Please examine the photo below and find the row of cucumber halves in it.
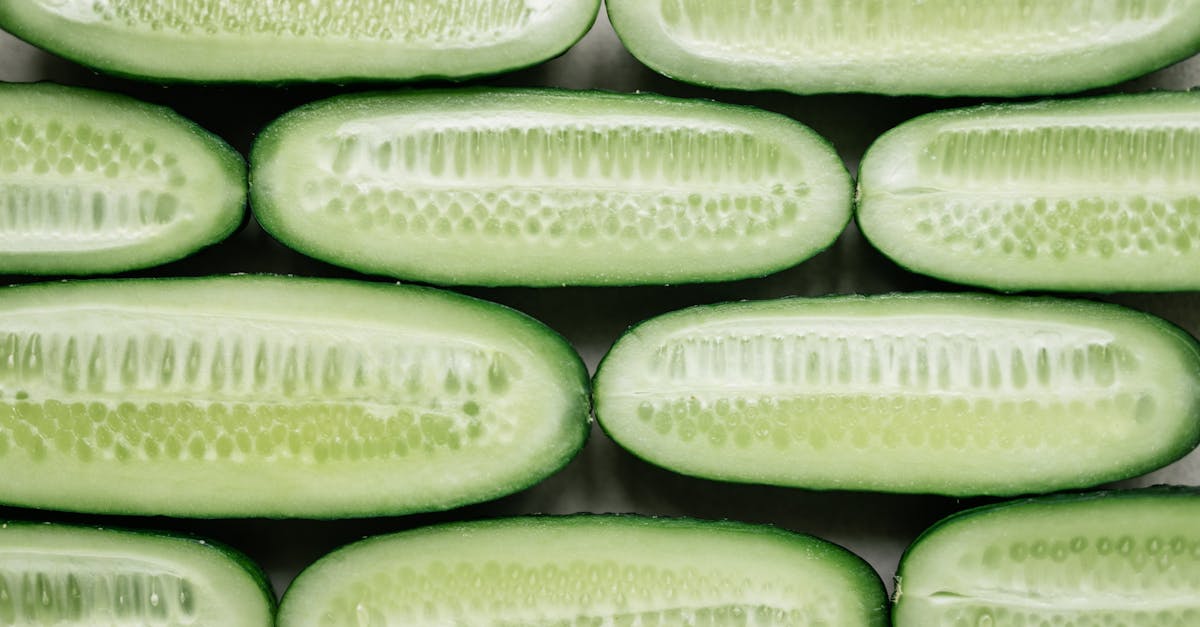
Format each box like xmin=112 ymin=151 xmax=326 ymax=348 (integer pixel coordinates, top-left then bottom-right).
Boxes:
xmin=7 ymin=488 xmax=1200 ymax=626
xmin=5 ymin=81 xmax=1200 ymax=292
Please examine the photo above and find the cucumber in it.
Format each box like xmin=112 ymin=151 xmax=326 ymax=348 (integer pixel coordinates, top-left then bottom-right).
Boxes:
xmin=606 ymin=0 xmax=1200 ymax=96
xmin=0 ymin=0 xmax=600 ymax=83
xmin=858 ymin=92 xmax=1200 ymax=292
xmin=0 ymin=275 xmax=589 ymax=517
xmin=277 ymin=515 xmax=888 ymax=626
xmin=250 ymin=88 xmax=851 ymax=286
xmin=0 ymin=82 xmax=244 ymax=275
xmin=593 ymin=293 xmax=1200 ymax=496
xmin=894 ymin=488 xmax=1200 ymax=626
xmin=0 ymin=520 xmax=272 ymax=626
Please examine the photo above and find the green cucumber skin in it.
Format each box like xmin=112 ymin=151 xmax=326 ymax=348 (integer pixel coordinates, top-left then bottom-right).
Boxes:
xmin=0 ymin=1 xmax=600 ymax=84
xmin=0 ymin=275 xmax=590 ymax=518
xmin=278 ymin=515 xmax=889 ymax=627
xmin=0 ymin=82 xmax=245 ymax=275
xmin=593 ymin=293 xmax=1200 ymax=497
xmin=250 ymin=88 xmax=852 ymax=287
xmin=857 ymin=92 xmax=1200 ymax=293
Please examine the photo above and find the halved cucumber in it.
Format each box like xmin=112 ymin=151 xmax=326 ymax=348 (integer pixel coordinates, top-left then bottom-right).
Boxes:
xmin=0 ymin=276 xmax=589 ymax=517
xmin=607 ymin=0 xmax=1200 ymax=96
xmin=858 ymin=92 xmax=1200 ymax=292
xmin=593 ymin=293 xmax=1200 ymax=496
xmin=0 ymin=0 xmax=599 ymax=83
xmin=250 ymin=88 xmax=851 ymax=286
xmin=278 ymin=515 xmax=888 ymax=626
xmin=895 ymin=488 xmax=1200 ymax=626
xmin=0 ymin=521 xmax=272 ymax=626
xmin=0 ymin=82 xmax=244 ymax=275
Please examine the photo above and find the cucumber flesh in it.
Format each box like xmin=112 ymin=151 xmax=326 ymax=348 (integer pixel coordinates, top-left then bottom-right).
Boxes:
xmin=278 ymin=515 xmax=888 ymax=626
xmin=0 ymin=276 xmax=589 ymax=518
xmin=0 ymin=82 xmax=244 ymax=275
xmin=895 ymin=489 xmax=1200 ymax=626
xmin=593 ymin=293 xmax=1200 ymax=496
xmin=0 ymin=0 xmax=600 ymax=82
xmin=607 ymin=0 xmax=1200 ymax=96
xmin=251 ymin=89 xmax=851 ymax=286
xmin=858 ymin=93 xmax=1200 ymax=292
xmin=0 ymin=521 xmax=272 ymax=626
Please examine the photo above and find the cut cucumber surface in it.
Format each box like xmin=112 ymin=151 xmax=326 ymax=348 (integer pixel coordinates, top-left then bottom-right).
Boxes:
xmin=0 ymin=276 xmax=590 ymax=517
xmin=278 ymin=515 xmax=888 ymax=626
xmin=858 ymin=92 xmax=1200 ymax=292
xmin=250 ymin=88 xmax=851 ymax=286
xmin=895 ymin=488 xmax=1200 ymax=626
xmin=607 ymin=0 xmax=1200 ymax=97
xmin=0 ymin=82 xmax=244 ymax=275
xmin=0 ymin=0 xmax=600 ymax=82
xmin=0 ymin=521 xmax=273 ymax=626
xmin=593 ymin=294 xmax=1200 ymax=496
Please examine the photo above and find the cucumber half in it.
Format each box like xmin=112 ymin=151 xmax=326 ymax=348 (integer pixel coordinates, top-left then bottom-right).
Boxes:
xmin=0 ymin=0 xmax=600 ymax=83
xmin=607 ymin=0 xmax=1200 ymax=97
xmin=0 ymin=521 xmax=272 ymax=626
xmin=278 ymin=515 xmax=888 ymax=626
xmin=895 ymin=488 xmax=1200 ymax=626
xmin=858 ymin=92 xmax=1200 ymax=292
xmin=0 ymin=276 xmax=589 ymax=518
xmin=593 ymin=293 xmax=1200 ymax=496
xmin=0 ymin=82 xmax=244 ymax=275
xmin=250 ymin=88 xmax=851 ymax=286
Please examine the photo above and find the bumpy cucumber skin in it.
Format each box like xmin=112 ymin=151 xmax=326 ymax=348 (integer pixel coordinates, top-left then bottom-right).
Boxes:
xmin=0 ymin=82 xmax=245 ymax=275
xmin=250 ymin=87 xmax=852 ymax=287
xmin=0 ymin=0 xmax=600 ymax=84
xmin=593 ymin=293 xmax=1200 ymax=497
xmin=857 ymin=92 xmax=1200 ymax=292
xmin=278 ymin=515 xmax=889 ymax=627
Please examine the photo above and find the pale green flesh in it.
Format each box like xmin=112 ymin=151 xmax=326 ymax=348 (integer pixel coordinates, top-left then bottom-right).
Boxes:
xmin=896 ymin=491 xmax=1200 ymax=626
xmin=858 ymin=93 xmax=1200 ymax=292
xmin=251 ymin=89 xmax=851 ymax=286
xmin=0 ymin=277 xmax=588 ymax=517
xmin=593 ymin=295 xmax=1200 ymax=496
xmin=607 ymin=0 xmax=1200 ymax=96
xmin=278 ymin=517 xmax=887 ymax=627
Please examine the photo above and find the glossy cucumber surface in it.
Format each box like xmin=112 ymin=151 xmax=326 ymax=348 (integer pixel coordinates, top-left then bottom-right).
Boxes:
xmin=278 ymin=515 xmax=888 ymax=626
xmin=0 ymin=82 xmax=244 ymax=275
xmin=0 ymin=276 xmax=590 ymax=518
xmin=250 ymin=89 xmax=851 ymax=286
xmin=858 ymin=92 xmax=1200 ymax=292
xmin=607 ymin=0 xmax=1200 ymax=96
xmin=593 ymin=294 xmax=1200 ymax=496
xmin=0 ymin=0 xmax=600 ymax=83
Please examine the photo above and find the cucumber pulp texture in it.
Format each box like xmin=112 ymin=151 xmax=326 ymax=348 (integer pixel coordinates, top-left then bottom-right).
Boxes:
xmin=593 ymin=294 xmax=1200 ymax=496
xmin=858 ymin=92 xmax=1200 ymax=292
xmin=0 ymin=82 xmax=244 ymax=274
xmin=0 ymin=276 xmax=589 ymax=517
xmin=607 ymin=0 xmax=1200 ymax=96
xmin=279 ymin=516 xmax=888 ymax=626
xmin=251 ymin=89 xmax=851 ymax=286
xmin=0 ymin=0 xmax=600 ymax=82
xmin=895 ymin=489 xmax=1200 ymax=626
xmin=0 ymin=521 xmax=272 ymax=626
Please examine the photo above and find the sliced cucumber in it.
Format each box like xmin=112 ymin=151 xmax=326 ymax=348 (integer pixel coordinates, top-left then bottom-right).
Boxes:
xmin=0 ymin=276 xmax=589 ymax=517
xmin=607 ymin=0 xmax=1200 ymax=96
xmin=593 ymin=293 xmax=1200 ymax=496
xmin=0 ymin=0 xmax=599 ymax=82
xmin=250 ymin=88 xmax=851 ymax=286
xmin=0 ymin=82 xmax=244 ymax=275
xmin=0 ymin=521 xmax=273 ymax=626
xmin=858 ymin=92 xmax=1200 ymax=292
xmin=278 ymin=515 xmax=888 ymax=626
xmin=895 ymin=488 xmax=1200 ymax=626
